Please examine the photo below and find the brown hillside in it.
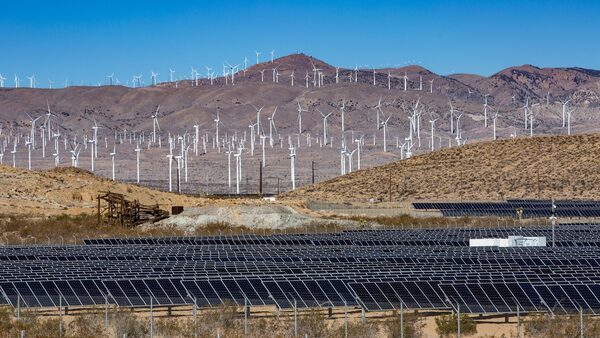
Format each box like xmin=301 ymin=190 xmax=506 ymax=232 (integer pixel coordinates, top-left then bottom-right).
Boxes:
xmin=0 ymin=166 xmax=207 ymax=216
xmin=284 ymin=134 xmax=600 ymax=202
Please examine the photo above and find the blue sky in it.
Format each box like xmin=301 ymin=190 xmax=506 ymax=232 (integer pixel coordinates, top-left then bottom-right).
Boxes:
xmin=1 ymin=0 xmax=598 ymax=87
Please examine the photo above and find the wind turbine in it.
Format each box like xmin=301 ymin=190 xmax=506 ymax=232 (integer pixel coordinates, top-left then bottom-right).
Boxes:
xmin=340 ymin=99 xmax=347 ymax=132
xmin=289 ymin=145 xmax=296 ymax=190
xmin=317 ymin=108 xmax=333 ymax=146
xmin=429 ymin=118 xmax=438 ymax=151
xmin=169 ymin=68 xmax=175 ymax=82
xmin=483 ymin=94 xmax=490 ymax=128
xmin=268 ymin=107 xmax=278 ymax=148
xmin=151 ymin=105 xmax=161 ymax=143
xmin=27 ymin=75 xmax=36 ymax=88
xmin=26 ymin=113 xmax=42 ymax=149
xmin=135 ymin=142 xmax=142 ymax=184
xmin=403 ymin=72 xmax=408 ymax=91
xmin=375 ymin=96 xmax=383 ymax=130
xmin=559 ymin=98 xmax=571 ymax=128
xmin=381 ymin=114 xmax=391 ymax=152
xmin=151 ymin=72 xmax=159 ymax=86
xmin=270 ymin=50 xmax=275 ymax=63
xmin=296 ymin=101 xmax=307 ymax=134
xmin=110 ymin=145 xmax=116 ymax=180
xmin=566 ymin=108 xmax=576 ymax=135
xmin=491 ymin=110 xmax=500 ymax=140
xmin=255 ymin=50 xmax=261 ymax=64
xmin=429 ymin=79 xmax=434 ymax=93
xmin=252 ymin=105 xmax=264 ymax=136
xmin=107 ymin=73 xmax=114 ymax=86
xmin=0 ymin=74 xmax=6 ymax=87
xmin=14 ymin=74 xmax=19 ymax=88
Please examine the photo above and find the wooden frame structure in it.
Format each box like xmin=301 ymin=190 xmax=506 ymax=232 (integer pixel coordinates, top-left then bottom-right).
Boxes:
xmin=96 ymin=191 xmax=169 ymax=226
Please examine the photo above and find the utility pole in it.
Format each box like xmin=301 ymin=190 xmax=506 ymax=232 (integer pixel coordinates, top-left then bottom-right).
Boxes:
xmin=311 ymin=161 xmax=315 ymax=184
xmin=259 ymin=161 xmax=263 ymax=195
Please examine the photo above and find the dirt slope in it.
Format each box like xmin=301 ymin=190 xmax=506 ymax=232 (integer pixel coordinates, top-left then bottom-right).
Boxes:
xmin=284 ymin=134 xmax=600 ymax=202
xmin=0 ymin=166 xmax=207 ymax=216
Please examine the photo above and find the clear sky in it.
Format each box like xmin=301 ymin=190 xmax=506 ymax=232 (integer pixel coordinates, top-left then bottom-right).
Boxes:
xmin=1 ymin=0 xmax=598 ymax=87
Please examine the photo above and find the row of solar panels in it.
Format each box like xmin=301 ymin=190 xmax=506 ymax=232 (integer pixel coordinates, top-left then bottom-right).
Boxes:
xmin=413 ymin=201 xmax=600 ymax=218
xmin=82 ymin=225 xmax=600 ymax=246
xmin=2 ymin=278 xmax=599 ymax=315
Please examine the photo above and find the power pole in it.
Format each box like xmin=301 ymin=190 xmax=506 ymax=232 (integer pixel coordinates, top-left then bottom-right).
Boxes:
xmin=311 ymin=160 xmax=315 ymax=184
xmin=259 ymin=161 xmax=263 ymax=195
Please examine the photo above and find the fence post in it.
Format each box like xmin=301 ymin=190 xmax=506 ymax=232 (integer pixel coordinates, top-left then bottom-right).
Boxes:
xmin=294 ymin=299 xmax=298 ymax=337
xmin=59 ymin=295 xmax=63 ymax=338
xmin=344 ymin=300 xmax=348 ymax=338
xmin=150 ymin=296 xmax=154 ymax=338
xmin=400 ymin=301 xmax=404 ymax=338
xmin=244 ymin=297 xmax=248 ymax=336
xmin=104 ymin=295 xmax=109 ymax=336
xmin=516 ymin=305 xmax=520 ymax=338
xmin=457 ymin=302 xmax=460 ymax=338
xmin=580 ymin=306 xmax=584 ymax=338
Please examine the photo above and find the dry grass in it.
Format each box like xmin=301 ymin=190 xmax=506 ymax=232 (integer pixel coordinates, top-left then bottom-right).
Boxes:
xmin=285 ymin=134 xmax=600 ymax=202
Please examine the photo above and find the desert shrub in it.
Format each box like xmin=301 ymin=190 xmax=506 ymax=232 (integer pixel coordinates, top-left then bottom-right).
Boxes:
xmin=384 ymin=312 xmax=426 ymax=338
xmin=524 ymin=314 xmax=600 ymax=338
xmin=435 ymin=313 xmax=477 ymax=337
xmin=67 ymin=313 xmax=105 ymax=338
xmin=111 ymin=309 xmax=149 ymax=338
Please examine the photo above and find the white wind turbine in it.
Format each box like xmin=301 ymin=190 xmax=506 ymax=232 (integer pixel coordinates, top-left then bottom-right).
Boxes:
xmin=135 ymin=142 xmax=142 ymax=184
xmin=27 ymin=75 xmax=36 ymax=88
xmin=110 ymin=145 xmax=116 ymax=180
xmin=559 ymin=98 xmax=571 ymax=128
xmin=491 ymin=109 xmax=500 ymax=140
xmin=0 ymin=74 xmax=6 ymax=87
xmin=14 ymin=74 xmax=20 ymax=88
xmin=317 ymin=108 xmax=333 ymax=146
xmin=86 ymin=136 xmax=96 ymax=172
xmin=255 ymin=50 xmax=261 ymax=64
xmin=151 ymin=105 xmax=161 ymax=143
xmin=252 ymin=105 xmax=264 ymax=136
xmin=483 ymin=94 xmax=490 ymax=128
xmin=381 ymin=114 xmax=391 ymax=152
xmin=107 ymin=73 xmax=114 ymax=86
xmin=169 ymin=68 xmax=175 ymax=82
xmin=403 ymin=72 xmax=408 ymax=91
xmin=374 ymin=96 xmax=383 ymax=130
xmin=268 ymin=107 xmax=278 ymax=148
xmin=26 ymin=113 xmax=42 ymax=149
xmin=289 ymin=145 xmax=296 ymax=190
xmin=429 ymin=118 xmax=438 ymax=151
xmin=354 ymin=136 xmax=363 ymax=170
xmin=270 ymin=50 xmax=275 ymax=63
xmin=151 ymin=72 xmax=159 ymax=86
xmin=340 ymin=99 xmax=347 ymax=132
xmin=296 ymin=101 xmax=307 ymax=134
xmin=226 ymin=147 xmax=233 ymax=190
xmin=429 ymin=78 xmax=434 ymax=93
xmin=11 ymin=138 xmax=17 ymax=168
xmin=25 ymin=140 xmax=32 ymax=170
xmin=290 ymin=71 xmax=295 ymax=87
xmin=387 ymin=71 xmax=391 ymax=90
xmin=566 ymin=108 xmax=576 ymax=135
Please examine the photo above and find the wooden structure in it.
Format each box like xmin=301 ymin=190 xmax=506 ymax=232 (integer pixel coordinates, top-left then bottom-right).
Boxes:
xmin=97 ymin=191 xmax=169 ymax=226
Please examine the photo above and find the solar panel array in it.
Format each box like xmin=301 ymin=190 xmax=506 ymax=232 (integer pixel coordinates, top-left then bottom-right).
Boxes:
xmin=413 ymin=199 xmax=600 ymax=218
xmin=2 ymin=225 xmax=600 ymax=314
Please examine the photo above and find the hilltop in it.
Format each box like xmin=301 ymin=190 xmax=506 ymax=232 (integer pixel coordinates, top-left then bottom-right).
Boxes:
xmin=284 ymin=134 xmax=600 ymax=202
xmin=1 ymin=53 xmax=599 ymax=139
